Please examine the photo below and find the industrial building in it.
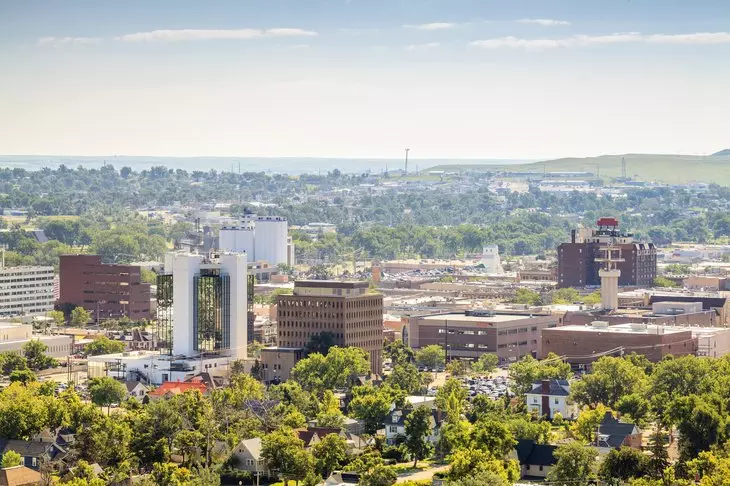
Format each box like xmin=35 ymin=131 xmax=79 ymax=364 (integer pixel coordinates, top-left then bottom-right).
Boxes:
xmin=0 ymin=265 xmax=55 ymax=317
xmin=540 ymin=322 xmax=697 ymax=363
xmin=277 ymin=280 xmax=384 ymax=374
xmin=59 ymin=255 xmax=152 ymax=322
xmin=0 ymin=322 xmax=72 ymax=358
xmin=406 ymin=310 xmax=561 ymax=364
xmin=219 ymin=216 xmax=292 ymax=266
xmin=557 ymin=218 xmax=656 ymax=288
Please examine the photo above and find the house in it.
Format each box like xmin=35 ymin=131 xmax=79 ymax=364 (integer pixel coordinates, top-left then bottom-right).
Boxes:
xmin=185 ymin=372 xmax=227 ymax=391
xmin=125 ymin=381 xmax=149 ymax=400
xmin=597 ymin=413 xmax=642 ymax=451
xmin=295 ymin=428 xmax=340 ymax=448
xmin=229 ymin=438 xmax=270 ymax=478
xmin=513 ymin=439 xmax=558 ymax=479
xmin=147 ymin=380 xmax=208 ymax=400
xmin=525 ymin=379 xmax=577 ymax=419
xmin=383 ymin=407 xmax=441 ymax=445
xmin=306 ymin=417 xmax=364 ymax=436
xmin=0 ymin=465 xmax=42 ymax=486
xmin=0 ymin=440 xmax=65 ymax=471
xmin=324 ymin=471 xmax=361 ymax=485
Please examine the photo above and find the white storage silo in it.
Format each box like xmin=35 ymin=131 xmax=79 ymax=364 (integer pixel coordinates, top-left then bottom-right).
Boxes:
xmin=219 ymin=222 xmax=255 ymax=256
xmin=254 ymin=216 xmax=288 ymax=264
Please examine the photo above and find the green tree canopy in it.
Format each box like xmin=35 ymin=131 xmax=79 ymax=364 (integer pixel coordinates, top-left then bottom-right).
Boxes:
xmin=0 ymin=450 xmax=21 ymax=468
xmin=404 ymin=406 xmax=434 ymax=468
xmin=88 ymin=377 xmax=126 ymax=413
xmin=547 ymin=442 xmax=597 ymax=486
xmin=415 ymin=345 xmax=445 ymax=369
xmin=71 ymin=307 xmax=92 ymax=327
xmin=291 ymin=346 xmax=370 ymax=394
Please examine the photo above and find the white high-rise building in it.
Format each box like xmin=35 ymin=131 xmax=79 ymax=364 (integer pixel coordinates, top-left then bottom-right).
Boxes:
xmin=160 ymin=252 xmax=248 ymax=360
xmin=0 ymin=265 xmax=55 ymax=317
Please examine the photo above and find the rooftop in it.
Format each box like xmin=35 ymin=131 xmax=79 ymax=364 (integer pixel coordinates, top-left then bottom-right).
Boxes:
xmin=551 ymin=323 xmax=689 ymax=335
xmin=420 ymin=313 xmax=534 ymax=323
xmin=294 ymin=280 xmax=369 ymax=289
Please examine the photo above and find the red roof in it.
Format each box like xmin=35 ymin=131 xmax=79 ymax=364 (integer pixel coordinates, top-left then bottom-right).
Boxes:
xmin=597 ymin=217 xmax=619 ymax=227
xmin=148 ymin=381 xmax=207 ymax=397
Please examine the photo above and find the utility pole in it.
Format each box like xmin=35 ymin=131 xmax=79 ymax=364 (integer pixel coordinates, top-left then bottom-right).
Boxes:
xmin=404 ymin=148 xmax=410 ymax=175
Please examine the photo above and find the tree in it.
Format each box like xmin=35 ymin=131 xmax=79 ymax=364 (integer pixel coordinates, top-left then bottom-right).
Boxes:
xmin=0 ymin=353 xmax=28 ymax=375
xmin=447 ymin=447 xmax=519 ymax=482
xmin=599 ymin=446 xmax=649 ymax=481
xmin=359 ymin=464 xmax=397 ymax=486
xmin=616 ymin=393 xmax=651 ymax=427
xmin=552 ymin=287 xmax=580 ymax=304
xmin=415 ymin=345 xmax=445 ymax=369
xmin=312 ymin=433 xmax=348 ymax=478
xmin=572 ymin=405 xmax=611 ymax=444
xmin=0 ymin=382 xmax=50 ymax=439
xmin=140 ymin=267 xmax=157 ymax=284
xmin=435 ymin=378 xmax=468 ymax=413
xmin=471 ymin=353 xmax=499 ymax=375
xmin=547 ymin=442 xmax=597 ymax=486
xmin=512 ymin=288 xmax=541 ymax=305
xmin=261 ymin=428 xmax=313 ymax=483
xmin=570 ymin=356 xmax=648 ymax=408
xmin=654 ymin=276 xmax=678 ymax=288
xmin=71 ymin=307 xmax=92 ymax=327
xmin=1 ymin=450 xmax=21 ymax=468
xmin=447 ymin=360 xmax=468 ymax=377
xmin=509 ymin=353 xmax=571 ymax=396
xmin=666 ymin=394 xmax=723 ymax=461
xmin=49 ymin=310 xmax=66 ymax=327
xmin=385 ymin=362 xmax=423 ymax=394
xmin=22 ymin=340 xmax=57 ymax=370
xmin=350 ymin=384 xmax=405 ymax=435
xmin=471 ymin=419 xmax=516 ymax=458
xmin=291 ymin=346 xmax=370 ymax=393
xmin=384 ymin=340 xmax=414 ymax=367
xmin=305 ymin=332 xmax=336 ymax=355
xmin=9 ymin=369 xmax=36 ymax=384
xmin=582 ymin=291 xmax=602 ymax=305
xmin=174 ymin=429 xmax=204 ymax=466
xmin=316 ymin=390 xmax=345 ymax=429
xmin=74 ymin=414 xmax=132 ymax=467
xmin=88 ymin=376 xmax=126 ymax=413
xmin=404 ymin=406 xmax=433 ymax=468
xmin=447 ymin=470 xmax=510 ymax=486
xmin=647 ymin=429 xmax=670 ymax=479
xmin=84 ymin=335 xmax=125 ymax=356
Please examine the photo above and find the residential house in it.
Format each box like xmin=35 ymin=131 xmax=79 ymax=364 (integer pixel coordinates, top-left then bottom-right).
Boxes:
xmin=0 ymin=440 xmax=65 ymax=471
xmin=0 ymin=465 xmax=42 ymax=486
xmin=324 ymin=471 xmax=360 ymax=485
xmin=125 ymin=381 xmax=149 ymax=400
xmin=513 ymin=439 xmax=558 ymax=479
xmin=525 ymin=379 xmax=577 ymax=419
xmin=229 ymin=438 xmax=270 ymax=479
xmin=306 ymin=417 xmax=364 ymax=436
xmin=383 ymin=407 xmax=441 ymax=446
xmin=596 ymin=413 xmax=642 ymax=452
xmin=147 ymin=380 xmax=208 ymax=400
xmin=295 ymin=428 xmax=340 ymax=449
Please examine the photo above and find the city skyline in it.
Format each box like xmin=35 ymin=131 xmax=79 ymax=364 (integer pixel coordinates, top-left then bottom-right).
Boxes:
xmin=1 ymin=0 xmax=729 ymax=158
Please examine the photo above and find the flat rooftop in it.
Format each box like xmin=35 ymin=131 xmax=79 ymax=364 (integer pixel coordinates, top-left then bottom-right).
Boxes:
xmin=294 ymin=280 xmax=368 ymax=289
xmin=261 ymin=347 xmax=304 ymax=352
xmin=550 ymin=323 xmax=688 ymax=335
xmin=420 ymin=313 xmax=529 ymax=323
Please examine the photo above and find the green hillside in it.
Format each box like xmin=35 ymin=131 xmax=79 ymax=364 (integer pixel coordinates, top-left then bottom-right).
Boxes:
xmin=428 ymin=154 xmax=730 ymax=185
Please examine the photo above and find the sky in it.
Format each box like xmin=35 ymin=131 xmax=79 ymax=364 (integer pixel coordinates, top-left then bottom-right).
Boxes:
xmin=1 ymin=0 xmax=729 ymax=160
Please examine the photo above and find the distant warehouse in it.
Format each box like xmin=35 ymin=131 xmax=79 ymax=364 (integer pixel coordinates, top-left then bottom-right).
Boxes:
xmin=406 ymin=310 xmax=561 ymax=364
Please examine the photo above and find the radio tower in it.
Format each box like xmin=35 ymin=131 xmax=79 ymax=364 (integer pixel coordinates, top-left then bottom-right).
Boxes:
xmin=621 ymin=157 xmax=627 ymax=179
xmin=404 ymin=148 xmax=410 ymax=175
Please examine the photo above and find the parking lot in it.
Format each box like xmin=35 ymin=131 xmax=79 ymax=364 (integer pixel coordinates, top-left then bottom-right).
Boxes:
xmin=461 ymin=375 xmax=513 ymax=399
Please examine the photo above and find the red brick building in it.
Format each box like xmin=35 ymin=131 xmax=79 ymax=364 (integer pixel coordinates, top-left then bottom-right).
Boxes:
xmin=557 ymin=218 xmax=656 ymax=288
xmin=59 ymin=255 xmax=152 ymax=322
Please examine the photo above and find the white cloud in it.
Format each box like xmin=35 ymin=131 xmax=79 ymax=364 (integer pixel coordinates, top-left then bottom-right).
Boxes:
xmin=114 ymin=28 xmax=318 ymax=42
xmin=518 ymin=19 xmax=571 ymax=27
xmin=37 ymin=36 xmax=100 ymax=46
xmin=405 ymin=42 xmax=441 ymax=51
xmin=471 ymin=31 xmax=730 ymax=49
xmin=405 ymin=22 xmax=457 ymax=31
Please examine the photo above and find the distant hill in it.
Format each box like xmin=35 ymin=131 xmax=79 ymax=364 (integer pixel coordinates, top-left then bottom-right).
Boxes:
xmin=426 ymin=153 xmax=730 ymax=186
xmin=713 ymin=149 xmax=730 ymax=157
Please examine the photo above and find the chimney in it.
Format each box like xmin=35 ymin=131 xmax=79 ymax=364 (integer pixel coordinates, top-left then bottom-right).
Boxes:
xmin=541 ymin=379 xmax=550 ymax=394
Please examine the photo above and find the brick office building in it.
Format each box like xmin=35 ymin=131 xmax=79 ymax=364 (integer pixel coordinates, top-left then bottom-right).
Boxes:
xmin=557 ymin=218 xmax=656 ymax=288
xmin=541 ymin=321 xmax=696 ymax=364
xmin=59 ymin=255 xmax=152 ymax=322
xmin=276 ymin=280 xmax=383 ymax=374
xmin=406 ymin=310 xmax=561 ymax=364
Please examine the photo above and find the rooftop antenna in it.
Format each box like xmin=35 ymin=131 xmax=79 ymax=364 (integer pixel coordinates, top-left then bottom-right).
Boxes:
xmin=404 ymin=148 xmax=410 ymax=175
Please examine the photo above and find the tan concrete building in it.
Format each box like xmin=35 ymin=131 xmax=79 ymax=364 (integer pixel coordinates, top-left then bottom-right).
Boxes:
xmin=406 ymin=310 xmax=561 ymax=364
xmin=260 ymin=347 xmax=304 ymax=383
xmin=277 ymin=281 xmax=384 ymax=373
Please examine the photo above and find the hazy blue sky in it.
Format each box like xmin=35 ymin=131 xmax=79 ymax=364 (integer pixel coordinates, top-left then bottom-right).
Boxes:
xmin=1 ymin=0 xmax=729 ymax=159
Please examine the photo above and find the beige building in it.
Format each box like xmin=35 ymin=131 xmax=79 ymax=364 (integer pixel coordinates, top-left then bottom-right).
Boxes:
xmin=0 ymin=265 xmax=55 ymax=317
xmin=0 ymin=323 xmax=72 ymax=358
xmin=277 ymin=281 xmax=384 ymax=373
xmin=406 ymin=310 xmax=561 ymax=364
xmin=260 ymin=346 xmax=304 ymax=383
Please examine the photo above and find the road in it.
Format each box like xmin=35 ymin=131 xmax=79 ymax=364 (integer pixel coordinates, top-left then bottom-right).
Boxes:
xmin=396 ymin=464 xmax=449 ymax=483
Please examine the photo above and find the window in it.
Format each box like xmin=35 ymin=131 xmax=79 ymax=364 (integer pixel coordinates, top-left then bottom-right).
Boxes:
xmin=539 ymin=465 xmax=544 ymax=471
xmin=554 ymin=398 xmax=559 ymax=404
xmin=389 ymin=426 xmax=398 ymax=433
xmin=533 ymin=397 xmax=538 ymax=404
